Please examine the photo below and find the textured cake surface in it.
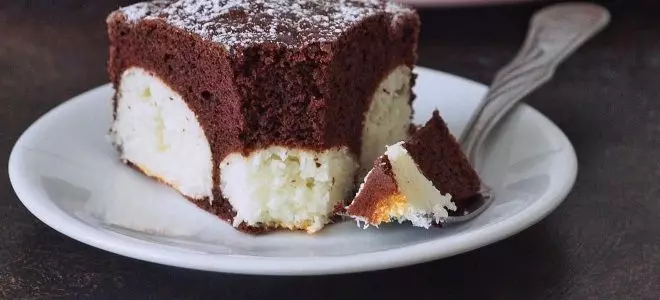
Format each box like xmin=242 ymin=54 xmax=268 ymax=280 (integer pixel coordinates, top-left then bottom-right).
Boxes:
xmin=117 ymin=0 xmax=413 ymax=51
xmin=346 ymin=111 xmax=482 ymax=228
xmin=107 ymin=0 xmax=420 ymax=233
xmin=111 ymin=67 xmax=214 ymax=200
xmin=220 ymin=146 xmax=358 ymax=232
xmin=359 ymin=65 xmax=413 ymax=179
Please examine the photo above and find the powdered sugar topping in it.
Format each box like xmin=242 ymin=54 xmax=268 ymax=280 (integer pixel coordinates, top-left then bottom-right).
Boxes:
xmin=120 ymin=0 xmax=171 ymax=22
xmin=117 ymin=0 xmax=413 ymax=50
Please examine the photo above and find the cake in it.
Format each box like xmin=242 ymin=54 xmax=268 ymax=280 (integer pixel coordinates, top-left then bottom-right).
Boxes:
xmin=345 ymin=110 xmax=483 ymax=228
xmin=106 ymin=0 xmax=420 ymax=233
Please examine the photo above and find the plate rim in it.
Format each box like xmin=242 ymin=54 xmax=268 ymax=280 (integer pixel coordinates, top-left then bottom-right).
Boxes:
xmin=8 ymin=66 xmax=578 ymax=275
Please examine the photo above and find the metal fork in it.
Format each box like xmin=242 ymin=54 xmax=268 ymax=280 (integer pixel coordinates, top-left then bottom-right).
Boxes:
xmin=443 ymin=2 xmax=610 ymax=224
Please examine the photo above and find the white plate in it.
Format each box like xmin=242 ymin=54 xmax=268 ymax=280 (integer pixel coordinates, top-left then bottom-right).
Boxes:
xmin=8 ymin=67 xmax=577 ymax=275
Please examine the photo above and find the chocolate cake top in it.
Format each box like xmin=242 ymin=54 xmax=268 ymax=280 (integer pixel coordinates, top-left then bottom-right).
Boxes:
xmin=116 ymin=0 xmax=413 ymax=50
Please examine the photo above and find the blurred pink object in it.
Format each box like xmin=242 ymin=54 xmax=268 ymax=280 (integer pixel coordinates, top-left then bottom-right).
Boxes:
xmin=401 ymin=0 xmax=537 ymax=7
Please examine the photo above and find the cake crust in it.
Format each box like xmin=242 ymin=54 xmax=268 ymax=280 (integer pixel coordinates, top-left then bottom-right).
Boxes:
xmin=345 ymin=156 xmax=399 ymax=224
xmin=403 ymin=110 xmax=481 ymax=200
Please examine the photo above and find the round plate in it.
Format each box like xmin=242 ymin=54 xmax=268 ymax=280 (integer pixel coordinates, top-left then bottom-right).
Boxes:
xmin=8 ymin=67 xmax=577 ymax=275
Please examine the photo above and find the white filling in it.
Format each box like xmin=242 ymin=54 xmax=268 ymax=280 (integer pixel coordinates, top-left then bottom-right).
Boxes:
xmin=111 ymin=67 xmax=213 ymax=200
xmin=385 ymin=141 xmax=456 ymax=228
xmin=219 ymin=147 xmax=358 ymax=233
xmin=359 ymin=65 xmax=413 ymax=179
xmin=110 ymin=65 xmax=414 ymax=232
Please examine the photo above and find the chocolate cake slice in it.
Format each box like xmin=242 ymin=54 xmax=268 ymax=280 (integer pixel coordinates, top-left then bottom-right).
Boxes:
xmin=345 ymin=110 xmax=482 ymax=228
xmin=106 ymin=0 xmax=420 ymax=233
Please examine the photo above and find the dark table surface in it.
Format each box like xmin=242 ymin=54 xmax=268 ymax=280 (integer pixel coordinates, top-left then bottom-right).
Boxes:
xmin=2 ymin=0 xmax=659 ymax=298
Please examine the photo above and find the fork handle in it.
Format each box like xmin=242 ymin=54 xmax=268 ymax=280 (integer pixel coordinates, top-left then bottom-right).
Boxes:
xmin=459 ymin=2 xmax=610 ymax=168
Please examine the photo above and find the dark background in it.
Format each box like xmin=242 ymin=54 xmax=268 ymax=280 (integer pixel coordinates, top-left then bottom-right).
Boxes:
xmin=2 ymin=0 xmax=659 ymax=298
